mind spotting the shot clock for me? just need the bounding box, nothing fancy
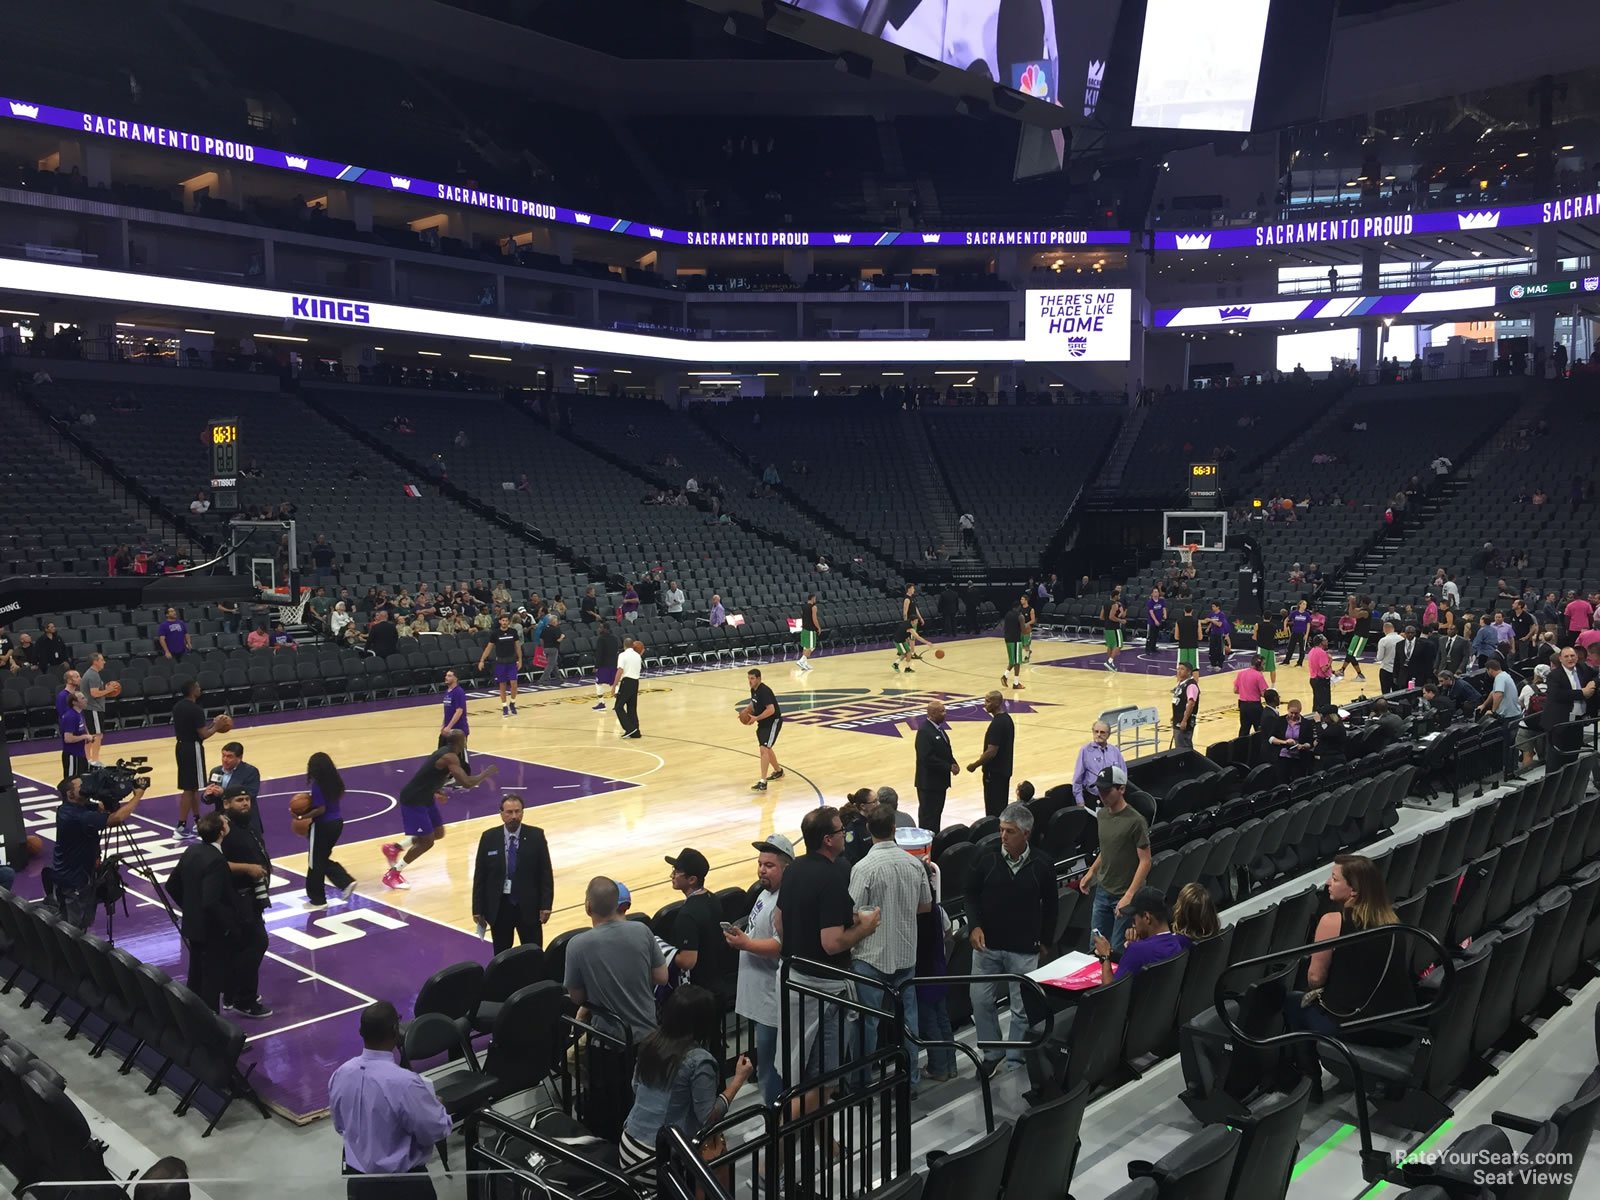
[1188,461,1221,506]
[209,416,240,512]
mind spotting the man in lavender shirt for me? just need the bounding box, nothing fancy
[439,669,470,771]
[156,606,191,662]
[1024,886,1190,1102]
[1070,720,1127,807]
[329,1000,451,1199]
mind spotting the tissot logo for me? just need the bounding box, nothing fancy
[1173,233,1212,250]
[389,176,411,190]
[285,155,308,169]
[290,296,372,324]
[1456,211,1500,230]
[1219,306,1251,321]
[8,102,39,119]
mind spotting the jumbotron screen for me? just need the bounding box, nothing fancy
[1131,0,1272,132]
[788,1,1123,117]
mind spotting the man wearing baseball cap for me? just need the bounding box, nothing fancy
[725,833,794,1104]
[666,847,735,1000]
[1076,764,1151,956]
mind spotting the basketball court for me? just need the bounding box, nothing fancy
[6,626,1333,1123]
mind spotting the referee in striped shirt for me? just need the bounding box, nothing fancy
[1071,721,1127,808]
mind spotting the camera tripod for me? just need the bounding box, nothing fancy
[99,816,181,948]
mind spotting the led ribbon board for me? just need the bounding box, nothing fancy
[0,95,1127,252]
[0,259,1120,365]
[1153,287,1498,330]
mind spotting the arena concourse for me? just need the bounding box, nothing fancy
[2,1,1600,1197]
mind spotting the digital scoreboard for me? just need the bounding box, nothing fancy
[209,417,239,512]
[1189,462,1221,506]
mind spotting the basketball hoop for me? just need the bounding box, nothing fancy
[1177,543,1199,567]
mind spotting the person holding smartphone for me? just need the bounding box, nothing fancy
[666,848,736,1003]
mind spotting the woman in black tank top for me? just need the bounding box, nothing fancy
[1286,854,1414,1035]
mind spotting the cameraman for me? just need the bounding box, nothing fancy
[48,773,149,929]
[219,787,273,1019]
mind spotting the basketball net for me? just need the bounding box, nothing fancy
[1177,543,1199,567]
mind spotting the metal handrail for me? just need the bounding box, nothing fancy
[463,1108,642,1200]
[1213,923,1455,1185]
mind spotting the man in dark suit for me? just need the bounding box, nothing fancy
[1542,646,1597,762]
[913,699,958,831]
[1399,626,1437,688]
[203,741,263,838]
[471,795,554,952]
[165,812,242,1013]
[1437,628,1470,676]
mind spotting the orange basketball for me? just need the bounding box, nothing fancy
[213,713,234,733]
[739,709,755,725]
[632,640,645,654]
[25,833,43,857]
[104,680,123,697]
[935,649,946,659]
[289,791,314,816]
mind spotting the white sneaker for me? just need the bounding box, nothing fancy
[338,882,358,901]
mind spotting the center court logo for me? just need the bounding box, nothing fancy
[768,689,1047,737]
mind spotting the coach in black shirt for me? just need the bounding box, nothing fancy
[219,788,272,1018]
[966,690,1015,817]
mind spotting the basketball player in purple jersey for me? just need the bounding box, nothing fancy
[478,613,523,717]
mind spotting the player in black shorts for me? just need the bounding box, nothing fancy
[745,668,784,792]
[478,613,524,717]
[894,584,931,672]
[172,679,223,842]
[381,730,498,890]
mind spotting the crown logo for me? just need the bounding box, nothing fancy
[574,212,592,224]
[9,102,39,119]
[921,233,942,244]
[1173,233,1212,250]
[832,233,853,244]
[1219,306,1251,321]
[389,176,411,189]
[1086,60,1105,85]
[1066,336,1088,358]
[285,155,308,169]
[1456,211,1499,229]
[647,226,664,238]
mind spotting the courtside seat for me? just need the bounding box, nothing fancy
[1223,1079,1312,1200]
[1125,1124,1241,1200]
[1324,943,1491,1131]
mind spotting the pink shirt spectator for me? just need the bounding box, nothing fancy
[1578,629,1600,651]
[1307,645,1333,679]
[1422,600,1438,627]
[1233,668,1267,703]
[1566,598,1593,632]
[246,628,269,650]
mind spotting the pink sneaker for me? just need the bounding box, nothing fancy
[382,867,409,890]
[381,842,402,867]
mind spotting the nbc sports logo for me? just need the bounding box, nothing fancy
[574,213,592,225]
[1084,60,1104,117]
[1019,63,1049,100]
[1173,233,1212,251]
[1066,336,1088,358]
[1219,306,1251,322]
[9,102,39,119]
[1456,211,1500,230]
[389,176,411,190]
[285,155,308,169]
[647,226,664,238]
[832,234,853,244]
